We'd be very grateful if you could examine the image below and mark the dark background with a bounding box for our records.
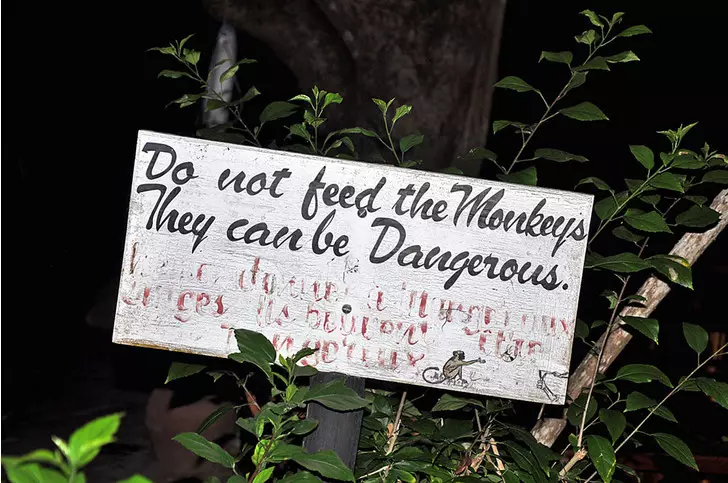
[3,0,727,481]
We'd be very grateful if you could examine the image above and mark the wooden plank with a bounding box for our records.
[113,130,593,405]
[303,373,365,469]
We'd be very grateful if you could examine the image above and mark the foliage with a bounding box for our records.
[1,413,151,483]
[149,7,728,483]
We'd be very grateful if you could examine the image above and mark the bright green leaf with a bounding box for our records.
[372,98,393,115]
[577,56,610,71]
[580,9,604,27]
[392,105,412,125]
[243,86,261,103]
[68,413,123,467]
[322,92,343,110]
[564,72,588,94]
[575,29,598,45]
[292,450,354,482]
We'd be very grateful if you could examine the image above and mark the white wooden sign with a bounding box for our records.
[113,130,593,404]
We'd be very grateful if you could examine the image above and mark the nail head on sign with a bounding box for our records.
[342,304,352,314]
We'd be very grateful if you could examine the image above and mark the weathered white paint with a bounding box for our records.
[113,130,593,404]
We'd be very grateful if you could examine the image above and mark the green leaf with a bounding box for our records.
[702,170,728,184]
[278,471,323,483]
[392,105,412,125]
[493,120,528,134]
[291,418,319,436]
[295,364,318,378]
[567,393,597,427]
[534,148,588,163]
[243,86,262,103]
[289,123,312,143]
[172,432,236,468]
[158,70,194,80]
[290,94,313,105]
[641,194,661,207]
[184,50,201,65]
[575,319,590,340]
[322,92,343,110]
[580,9,604,27]
[220,65,239,82]
[652,433,698,470]
[586,252,650,273]
[621,316,659,344]
[197,405,234,435]
[118,476,154,483]
[497,166,537,186]
[564,72,588,94]
[649,254,693,289]
[624,209,671,233]
[653,405,678,423]
[372,98,393,115]
[236,417,258,437]
[625,391,656,411]
[149,45,177,56]
[400,133,424,154]
[206,99,228,111]
[575,29,598,45]
[251,468,275,483]
[576,56,610,71]
[431,393,483,411]
[611,12,625,25]
[629,145,654,170]
[586,435,616,483]
[292,450,354,482]
[576,176,611,191]
[696,379,728,410]
[267,442,304,462]
[599,409,627,444]
[616,364,672,387]
[618,25,653,37]
[676,205,720,228]
[685,195,708,206]
[613,225,644,243]
[235,328,275,362]
[463,147,497,161]
[539,51,573,65]
[494,76,537,93]
[672,152,705,169]
[259,101,298,123]
[560,102,608,121]
[304,379,369,411]
[68,413,123,467]
[606,51,640,63]
[682,323,708,354]
[649,172,685,192]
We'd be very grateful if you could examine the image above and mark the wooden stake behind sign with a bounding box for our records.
[113,130,593,405]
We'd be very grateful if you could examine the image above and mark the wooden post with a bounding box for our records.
[303,372,366,470]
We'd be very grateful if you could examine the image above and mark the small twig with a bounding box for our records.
[386,391,408,455]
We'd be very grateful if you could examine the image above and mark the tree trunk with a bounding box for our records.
[204,0,506,175]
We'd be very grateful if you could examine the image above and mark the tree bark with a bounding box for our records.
[203,0,506,174]
[532,189,728,447]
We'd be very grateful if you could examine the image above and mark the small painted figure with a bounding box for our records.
[422,351,486,387]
